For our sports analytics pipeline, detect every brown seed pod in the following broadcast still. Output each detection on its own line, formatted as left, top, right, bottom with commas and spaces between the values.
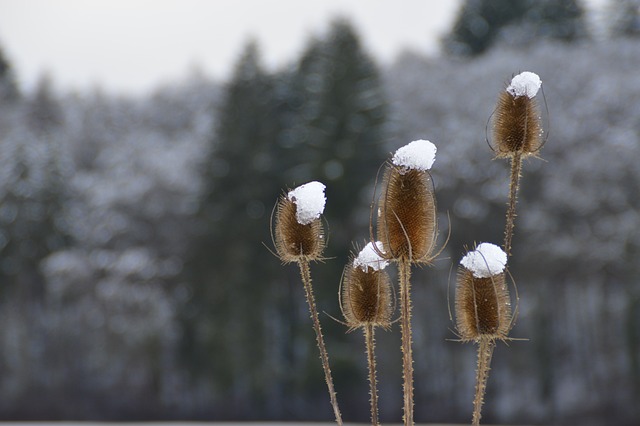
377, 164, 437, 263
273, 193, 325, 263
491, 72, 544, 158
341, 259, 393, 330
455, 267, 512, 342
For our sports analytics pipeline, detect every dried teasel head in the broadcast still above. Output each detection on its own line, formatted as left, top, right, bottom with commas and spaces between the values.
341, 242, 393, 330
455, 243, 512, 342
376, 140, 438, 263
491, 71, 544, 158
274, 181, 326, 263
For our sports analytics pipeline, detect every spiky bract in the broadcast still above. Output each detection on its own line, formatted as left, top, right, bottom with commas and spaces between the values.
377, 165, 437, 263
341, 263, 393, 330
492, 90, 543, 158
274, 193, 325, 263
455, 268, 512, 342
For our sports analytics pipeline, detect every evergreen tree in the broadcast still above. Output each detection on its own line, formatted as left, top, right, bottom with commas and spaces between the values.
26, 74, 63, 135
179, 41, 288, 416
179, 19, 389, 419
291, 18, 388, 257
0, 42, 19, 103
0, 142, 71, 302
525, 0, 588, 41
443, 0, 588, 56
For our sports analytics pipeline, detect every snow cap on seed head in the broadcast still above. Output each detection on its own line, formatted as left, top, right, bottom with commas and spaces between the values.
392, 139, 437, 172
460, 243, 507, 278
287, 181, 326, 225
275, 181, 326, 263
492, 71, 544, 158
507, 71, 541, 99
354, 241, 389, 272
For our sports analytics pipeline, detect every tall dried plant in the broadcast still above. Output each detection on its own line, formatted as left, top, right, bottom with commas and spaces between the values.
454, 243, 512, 426
340, 241, 393, 426
454, 71, 545, 425
491, 71, 545, 257
374, 140, 439, 426
272, 181, 342, 426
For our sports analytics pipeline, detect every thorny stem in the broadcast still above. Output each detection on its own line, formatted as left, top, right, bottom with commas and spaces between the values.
365, 325, 380, 426
472, 337, 495, 426
504, 151, 523, 258
398, 258, 414, 426
298, 259, 343, 426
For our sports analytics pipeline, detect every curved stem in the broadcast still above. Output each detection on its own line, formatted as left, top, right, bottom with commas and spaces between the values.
472, 337, 495, 426
365, 325, 380, 426
504, 151, 523, 258
398, 258, 414, 426
298, 259, 343, 426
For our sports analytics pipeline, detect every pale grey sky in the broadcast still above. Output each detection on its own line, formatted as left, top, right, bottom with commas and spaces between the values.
0, 0, 462, 95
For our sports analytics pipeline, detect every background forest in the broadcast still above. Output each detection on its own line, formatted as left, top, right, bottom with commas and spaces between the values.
0, 0, 639, 425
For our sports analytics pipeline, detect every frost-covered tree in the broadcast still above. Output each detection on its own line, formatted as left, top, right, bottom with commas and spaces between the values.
0, 137, 71, 302
443, 0, 588, 56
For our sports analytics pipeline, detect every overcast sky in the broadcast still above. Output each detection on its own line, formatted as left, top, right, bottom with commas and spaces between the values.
0, 0, 464, 96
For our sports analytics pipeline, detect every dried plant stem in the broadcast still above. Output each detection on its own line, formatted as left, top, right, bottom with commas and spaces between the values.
364, 325, 380, 426
504, 151, 523, 258
298, 259, 343, 426
472, 337, 496, 426
398, 258, 414, 426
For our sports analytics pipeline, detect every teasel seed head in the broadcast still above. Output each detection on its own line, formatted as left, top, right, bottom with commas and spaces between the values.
341, 242, 393, 330
455, 243, 512, 342
491, 71, 544, 158
376, 140, 438, 263
274, 181, 326, 263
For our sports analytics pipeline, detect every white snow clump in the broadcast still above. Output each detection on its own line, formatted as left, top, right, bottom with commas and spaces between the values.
460, 242, 507, 278
354, 241, 389, 272
287, 181, 326, 225
392, 139, 437, 172
507, 71, 542, 99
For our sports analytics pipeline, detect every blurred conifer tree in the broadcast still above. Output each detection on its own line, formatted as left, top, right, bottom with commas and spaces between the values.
179, 40, 286, 416
179, 19, 389, 419
443, 0, 588, 56
0, 43, 19, 103
26, 74, 63, 135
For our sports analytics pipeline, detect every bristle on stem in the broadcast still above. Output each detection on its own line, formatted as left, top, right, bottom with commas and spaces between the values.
299, 259, 343, 426
399, 258, 414, 426
472, 337, 495, 426
365, 325, 380, 426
